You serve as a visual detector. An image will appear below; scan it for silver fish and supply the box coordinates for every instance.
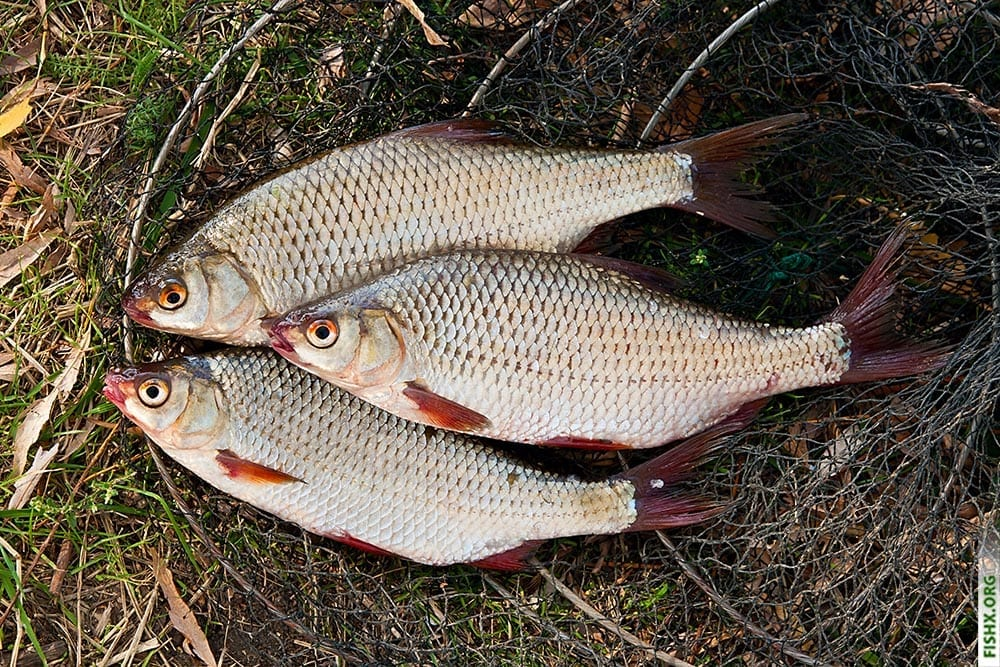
[267,227,948,449]
[102,350,747,569]
[123,116,804,344]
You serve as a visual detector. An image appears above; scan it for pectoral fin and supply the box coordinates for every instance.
[402,381,492,432]
[216,449,303,485]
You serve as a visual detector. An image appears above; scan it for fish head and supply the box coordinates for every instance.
[265,300,406,391]
[123,248,269,344]
[103,358,229,451]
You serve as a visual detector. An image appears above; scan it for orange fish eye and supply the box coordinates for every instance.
[158,279,187,310]
[137,376,171,408]
[305,319,338,349]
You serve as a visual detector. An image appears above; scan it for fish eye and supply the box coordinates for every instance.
[305,319,338,349]
[157,279,187,310]
[137,377,171,408]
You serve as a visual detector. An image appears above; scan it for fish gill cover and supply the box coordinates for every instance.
[12,0,995,664]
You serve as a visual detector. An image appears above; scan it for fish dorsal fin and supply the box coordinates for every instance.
[468,540,545,571]
[402,380,493,432]
[215,449,303,485]
[571,254,685,294]
[388,119,518,145]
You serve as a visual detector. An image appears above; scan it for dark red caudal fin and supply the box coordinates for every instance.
[616,402,761,533]
[823,225,951,384]
[665,113,808,239]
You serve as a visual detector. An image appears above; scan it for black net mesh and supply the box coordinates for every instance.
[96,0,998,663]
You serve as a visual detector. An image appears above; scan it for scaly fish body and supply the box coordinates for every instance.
[103,350,732,568]
[123,116,803,344]
[269,229,948,449]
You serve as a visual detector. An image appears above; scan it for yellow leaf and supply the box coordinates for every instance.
[0,96,31,139]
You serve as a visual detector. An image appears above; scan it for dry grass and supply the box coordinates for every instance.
[1,0,995,665]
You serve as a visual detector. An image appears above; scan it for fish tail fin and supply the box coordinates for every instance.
[824,225,951,384]
[619,401,761,532]
[664,113,808,239]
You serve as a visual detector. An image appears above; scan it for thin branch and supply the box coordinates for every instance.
[657,533,832,667]
[481,573,602,663]
[531,558,695,666]
[123,0,298,361]
[640,0,784,143]
[193,52,263,171]
[463,0,585,116]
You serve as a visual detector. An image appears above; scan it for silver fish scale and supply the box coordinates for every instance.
[351,250,850,448]
[194,133,691,320]
[177,351,637,565]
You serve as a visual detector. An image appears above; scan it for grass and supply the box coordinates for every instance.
[0,0,993,665]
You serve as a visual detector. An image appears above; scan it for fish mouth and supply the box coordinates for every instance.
[102,369,130,409]
[266,322,297,357]
[122,291,157,327]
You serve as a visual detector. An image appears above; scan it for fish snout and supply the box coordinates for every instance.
[122,287,157,327]
[102,368,132,408]
[266,321,298,357]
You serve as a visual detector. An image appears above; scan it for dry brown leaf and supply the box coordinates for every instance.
[53,331,89,402]
[12,391,58,477]
[0,97,32,139]
[0,228,58,289]
[319,44,347,80]
[0,38,41,76]
[0,352,15,383]
[395,0,448,46]
[911,82,1000,124]
[7,443,59,510]
[10,332,89,476]
[0,142,48,194]
[152,551,218,667]
[458,0,551,30]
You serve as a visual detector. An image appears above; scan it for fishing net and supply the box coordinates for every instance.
[94,0,997,663]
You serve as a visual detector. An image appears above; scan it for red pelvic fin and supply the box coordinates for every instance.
[539,435,630,451]
[388,119,516,145]
[402,381,492,432]
[571,254,684,294]
[665,113,808,239]
[822,225,951,384]
[325,531,397,559]
[616,414,754,532]
[215,449,303,485]
[468,540,545,571]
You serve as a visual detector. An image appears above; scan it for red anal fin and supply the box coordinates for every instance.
[468,540,545,571]
[215,449,303,485]
[571,254,684,294]
[539,435,630,451]
[402,381,492,432]
[326,531,397,558]
[389,119,516,145]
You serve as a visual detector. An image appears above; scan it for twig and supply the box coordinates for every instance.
[656,533,832,667]
[193,52,263,171]
[640,0,784,143]
[360,3,403,99]
[462,0,585,116]
[531,558,695,666]
[123,0,298,362]
[481,573,602,663]
[147,442,366,664]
